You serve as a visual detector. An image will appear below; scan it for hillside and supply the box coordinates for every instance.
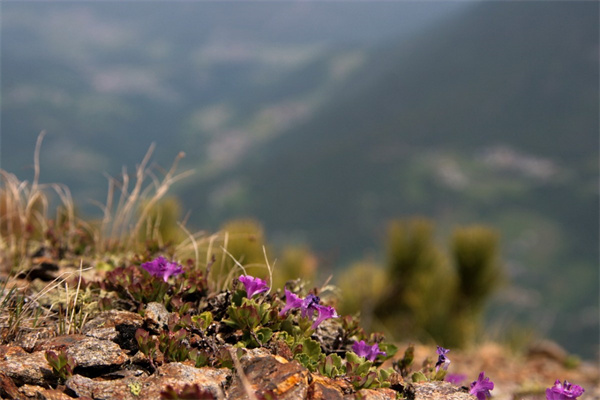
[180,2,599,358]
[1,1,461,201]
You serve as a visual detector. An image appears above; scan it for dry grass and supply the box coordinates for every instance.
[0,132,277,341]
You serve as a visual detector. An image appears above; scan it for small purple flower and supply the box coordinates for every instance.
[141,256,184,282]
[469,372,494,400]
[238,275,269,298]
[446,373,466,385]
[301,294,321,318]
[352,340,387,361]
[435,346,451,372]
[310,304,338,329]
[546,380,585,400]
[279,289,304,316]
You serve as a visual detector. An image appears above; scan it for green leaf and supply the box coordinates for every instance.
[300,338,322,359]
[255,327,273,344]
[345,351,363,364]
[412,371,428,382]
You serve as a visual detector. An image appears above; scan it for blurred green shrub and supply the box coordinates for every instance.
[272,245,317,289]
[341,217,503,348]
[139,196,186,245]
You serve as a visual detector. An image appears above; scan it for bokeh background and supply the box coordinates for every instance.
[1,2,598,360]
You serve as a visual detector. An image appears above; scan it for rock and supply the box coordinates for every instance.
[312,319,344,353]
[65,336,129,368]
[0,372,20,399]
[350,388,398,400]
[228,348,310,399]
[407,381,474,400]
[82,310,143,342]
[0,346,54,386]
[67,362,230,400]
[13,327,56,352]
[309,375,345,399]
[144,302,170,332]
[35,335,128,369]
[19,384,74,400]
[34,334,87,352]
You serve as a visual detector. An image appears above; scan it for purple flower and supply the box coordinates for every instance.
[141,256,184,282]
[546,380,585,400]
[469,372,494,400]
[310,304,338,329]
[352,340,387,361]
[238,275,269,298]
[301,294,321,318]
[279,289,304,316]
[435,346,451,372]
[446,373,466,385]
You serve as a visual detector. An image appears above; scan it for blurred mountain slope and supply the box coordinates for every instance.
[182,2,598,358]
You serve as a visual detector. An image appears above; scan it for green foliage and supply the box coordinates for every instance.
[339,218,503,348]
[451,225,502,310]
[317,353,343,378]
[139,196,186,246]
[372,218,455,343]
[337,260,387,322]
[158,329,190,362]
[271,246,317,289]
[216,219,268,279]
[45,349,77,382]
[135,328,158,360]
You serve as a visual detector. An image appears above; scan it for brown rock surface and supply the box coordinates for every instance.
[309,375,345,399]
[66,362,230,399]
[228,348,310,399]
[19,384,75,400]
[0,346,54,386]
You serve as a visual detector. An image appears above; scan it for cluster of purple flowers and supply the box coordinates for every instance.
[352,340,386,361]
[141,256,184,282]
[279,288,338,329]
[546,380,585,400]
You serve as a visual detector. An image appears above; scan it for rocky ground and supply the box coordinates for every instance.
[0,305,597,399]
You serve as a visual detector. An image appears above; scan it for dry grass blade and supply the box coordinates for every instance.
[97,145,193,253]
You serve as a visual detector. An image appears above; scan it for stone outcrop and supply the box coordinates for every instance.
[0,333,479,400]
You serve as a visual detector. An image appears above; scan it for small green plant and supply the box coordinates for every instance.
[45,348,77,382]
[135,328,158,367]
[158,329,190,362]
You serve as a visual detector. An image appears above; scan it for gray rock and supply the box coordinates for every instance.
[144,302,170,332]
[407,381,475,400]
[34,334,129,369]
[65,336,129,368]
[82,310,143,341]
